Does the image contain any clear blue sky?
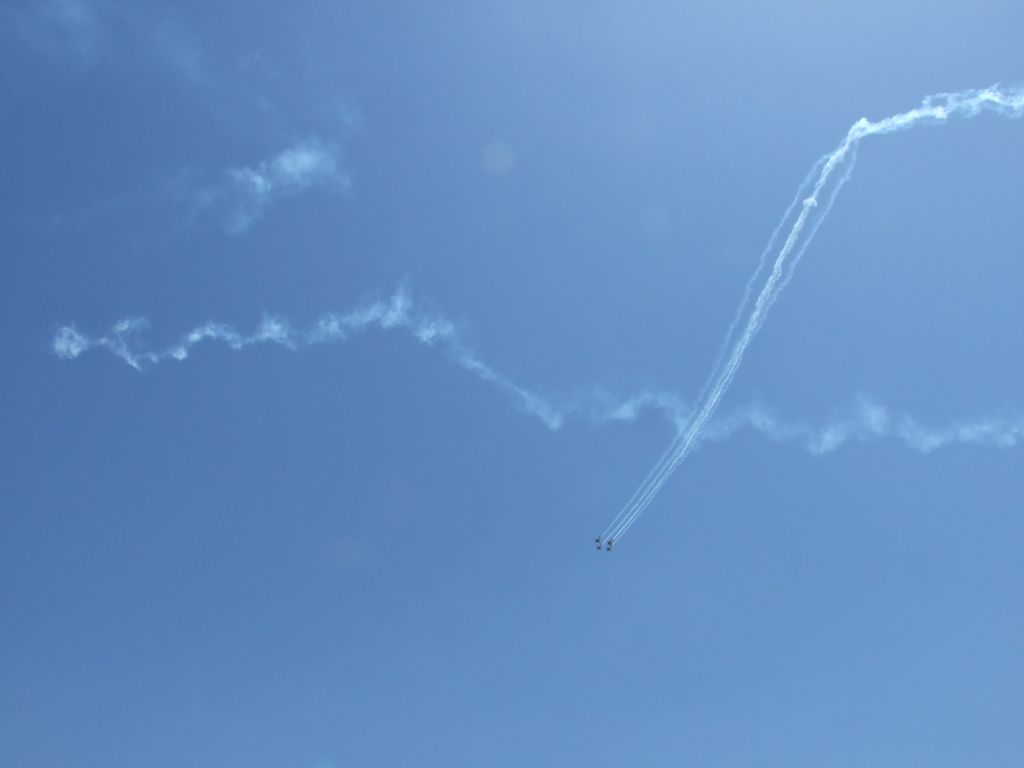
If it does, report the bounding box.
[3,1,1024,766]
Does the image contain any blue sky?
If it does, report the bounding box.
[3,1,1024,766]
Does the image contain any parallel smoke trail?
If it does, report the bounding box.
[696,156,829,404]
[601,158,830,541]
[607,85,1024,543]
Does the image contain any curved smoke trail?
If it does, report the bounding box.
[600,157,830,542]
[55,282,1024,491]
[606,85,1024,544]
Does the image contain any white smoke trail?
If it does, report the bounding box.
[601,157,831,541]
[607,154,862,541]
[607,84,1024,543]
[703,398,1024,455]
[603,154,864,544]
[696,156,829,403]
[54,290,1024,467]
[55,284,565,431]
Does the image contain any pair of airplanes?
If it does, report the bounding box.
[595,536,614,552]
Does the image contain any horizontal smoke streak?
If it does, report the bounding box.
[54,287,1024,457]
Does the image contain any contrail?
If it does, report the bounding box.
[55,284,564,431]
[601,157,831,541]
[702,398,1024,455]
[55,298,1024,455]
[606,84,1024,543]
[54,284,702,432]
[608,148,861,542]
[696,156,829,404]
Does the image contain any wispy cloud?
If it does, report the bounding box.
[144,14,211,88]
[225,139,350,233]
[53,285,1024,456]
[7,2,358,238]
[185,138,350,234]
[7,1,205,81]
[5,2,254,106]
[7,0,104,65]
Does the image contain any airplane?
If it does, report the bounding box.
[605,538,614,552]
[595,536,602,550]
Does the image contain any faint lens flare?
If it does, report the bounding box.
[482,141,515,175]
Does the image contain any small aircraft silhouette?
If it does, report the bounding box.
[595,536,614,552]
